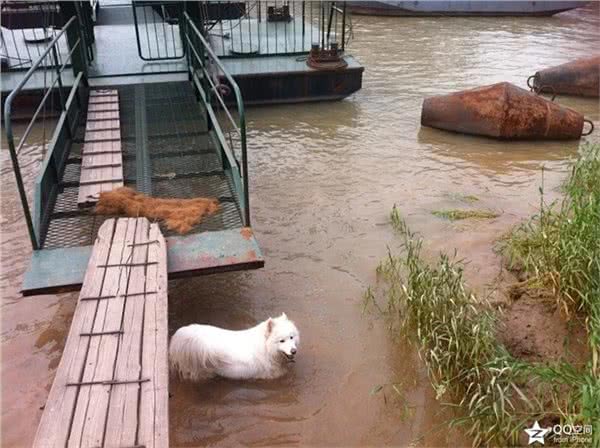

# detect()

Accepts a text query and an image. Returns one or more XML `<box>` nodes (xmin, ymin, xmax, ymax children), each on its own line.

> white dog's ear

<box><xmin>266</xmin><ymin>318</ymin><xmax>274</xmax><ymax>336</ymax></box>
<box><xmin>280</xmin><ymin>312</ymin><xmax>287</xmax><ymax>320</ymax></box>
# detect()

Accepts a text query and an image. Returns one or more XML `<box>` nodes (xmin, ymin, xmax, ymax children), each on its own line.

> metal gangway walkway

<box><xmin>4</xmin><ymin>5</ymin><xmax>264</xmax><ymax>296</ymax></box>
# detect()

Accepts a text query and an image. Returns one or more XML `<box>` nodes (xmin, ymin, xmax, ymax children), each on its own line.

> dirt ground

<box><xmin>495</xmin><ymin>271</ymin><xmax>589</xmax><ymax>366</ymax></box>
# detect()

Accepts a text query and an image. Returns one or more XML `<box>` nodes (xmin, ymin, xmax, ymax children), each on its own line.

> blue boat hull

<box><xmin>348</xmin><ymin>1</ymin><xmax>589</xmax><ymax>16</ymax></box>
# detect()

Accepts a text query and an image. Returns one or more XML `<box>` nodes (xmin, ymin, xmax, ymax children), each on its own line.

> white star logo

<box><xmin>525</xmin><ymin>421</ymin><xmax>551</xmax><ymax>445</ymax></box>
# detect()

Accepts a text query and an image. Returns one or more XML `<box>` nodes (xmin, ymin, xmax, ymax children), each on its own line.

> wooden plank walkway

<box><xmin>78</xmin><ymin>89</ymin><xmax>124</xmax><ymax>207</ymax></box>
<box><xmin>33</xmin><ymin>218</ymin><xmax>169</xmax><ymax>448</ymax></box>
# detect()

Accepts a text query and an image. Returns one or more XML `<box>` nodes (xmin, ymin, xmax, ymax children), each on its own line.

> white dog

<box><xmin>169</xmin><ymin>313</ymin><xmax>299</xmax><ymax>381</ymax></box>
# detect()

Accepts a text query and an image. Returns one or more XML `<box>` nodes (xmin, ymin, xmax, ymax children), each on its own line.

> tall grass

<box><xmin>367</xmin><ymin>144</ymin><xmax>600</xmax><ymax>446</ymax></box>
<box><xmin>501</xmin><ymin>143</ymin><xmax>600</xmax><ymax>369</ymax></box>
<box><xmin>500</xmin><ymin>143</ymin><xmax>600</xmax><ymax>443</ymax></box>
<box><xmin>373</xmin><ymin>206</ymin><xmax>532</xmax><ymax>446</ymax></box>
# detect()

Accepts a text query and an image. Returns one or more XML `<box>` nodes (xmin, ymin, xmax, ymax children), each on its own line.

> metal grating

<box><xmin>44</xmin><ymin>215</ymin><xmax>104</xmax><ymax>249</ymax></box>
<box><xmin>42</xmin><ymin>81</ymin><xmax>243</xmax><ymax>249</ymax></box>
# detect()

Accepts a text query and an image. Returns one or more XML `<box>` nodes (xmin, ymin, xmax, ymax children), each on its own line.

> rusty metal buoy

<box><xmin>421</xmin><ymin>82</ymin><xmax>592</xmax><ymax>140</ymax></box>
<box><xmin>528</xmin><ymin>56</ymin><xmax>600</xmax><ymax>98</ymax></box>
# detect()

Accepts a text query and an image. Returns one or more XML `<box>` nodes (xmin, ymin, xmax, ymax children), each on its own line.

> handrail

<box><xmin>206</xmin><ymin>1</ymin><xmax>350</xmax><ymax>58</ymax></box>
<box><xmin>4</xmin><ymin>15</ymin><xmax>85</xmax><ymax>250</ymax></box>
<box><xmin>183</xmin><ymin>11</ymin><xmax>250</xmax><ymax>227</ymax></box>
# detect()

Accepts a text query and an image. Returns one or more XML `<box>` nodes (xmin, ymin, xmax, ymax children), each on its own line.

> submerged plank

<box><xmin>33</xmin><ymin>218</ymin><xmax>169</xmax><ymax>448</ymax></box>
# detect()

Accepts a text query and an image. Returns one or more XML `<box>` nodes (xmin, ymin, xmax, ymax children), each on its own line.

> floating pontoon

<box><xmin>4</xmin><ymin>2</ymin><xmax>268</xmax><ymax>295</ymax></box>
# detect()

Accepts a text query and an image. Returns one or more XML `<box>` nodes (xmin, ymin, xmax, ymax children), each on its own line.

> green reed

<box><xmin>367</xmin><ymin>143</ymin><xmax>600</xmax><ymax>446</ymax></box>
<box><xmin>372</xmin><ymin>206</ymin><xmax>531</xmax><ymax>446</ymax></box>
<box><xmin>500</xmin><ymin>143</ymin><xmax>600</xmax><ymax>444</ymax></box>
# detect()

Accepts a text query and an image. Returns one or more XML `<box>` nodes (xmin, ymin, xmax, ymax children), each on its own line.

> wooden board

<box><xmin>33</xmin><ymin>218</ymin><xmax>169</xmax><ymax>448</ymax></box>
<box><xmin>78</xmin><ymin>89</ymin><xmax>124</xmax><ymax>207</ymax></box>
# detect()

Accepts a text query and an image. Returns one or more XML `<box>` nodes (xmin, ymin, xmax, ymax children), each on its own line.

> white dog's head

<box><xmin>265</xmin><ymin>313</ymin><xmax>300</xmax><ymax>363</ymax></box>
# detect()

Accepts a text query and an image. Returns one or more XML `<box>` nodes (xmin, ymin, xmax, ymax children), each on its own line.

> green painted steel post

<box><xmin>59</xmin><ymin>2</ymin><xmax>88</xmax><ymax>80</ymax></box>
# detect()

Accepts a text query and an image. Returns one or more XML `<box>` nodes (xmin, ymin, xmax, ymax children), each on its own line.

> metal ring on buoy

<box><xmin>536</xmin><ymin>84</ymin><xmax>556</xmax><ymax>102</ymax></box>
<box><xmin>527</xmin><ymin>74</ymin><xmax>537</xmax><ymax>91</ymax></box>
<box><xmin>582</xmin><ymin>119</ymin><xmax>594</xmax><ymax>136</ymax></box>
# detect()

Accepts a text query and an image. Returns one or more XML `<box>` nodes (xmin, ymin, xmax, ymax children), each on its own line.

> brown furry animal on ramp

<box><xmin>94</xmin><ymin>187</ymin><xmax>220</xmax><ymax>234</ymax></box>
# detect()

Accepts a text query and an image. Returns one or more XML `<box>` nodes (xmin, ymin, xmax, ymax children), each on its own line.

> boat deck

<box><xmin>89</xmin><ymin>3</ymin><xmax>186</xmax><ymax>78</ymax></box>
<box><xmin>209</xmin><ymin>17</ymin><xmax>318</xmax><ymax>57</ymax></box>
<box><xmin>3</xmin><ymin>2</ymin><xmax>363</xmax><ymax>103</ymax></box>
<box><xmin>33</xmin><ymin>217</ymin><xmax>169</xmax><ymax>448</ymax></box>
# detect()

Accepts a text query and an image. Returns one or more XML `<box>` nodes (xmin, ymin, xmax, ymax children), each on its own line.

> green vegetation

<box><xmin>500</xmin><ymin>143</ymin><xmax>600</xmax><ymax>349</ymax></box>
<box><xmin>365</xmin><ymin>144</ymin><xmax>600</xmax><ymax>446</ymax></box>
<box><xmin>432</xmin><ymin>209</ymin><xmax>499</xmax><ymax>220</ymax></box>
<box><xmin>371</xmin><ymin>206</ymin><xmax>530</xmax><ymax>445</ymax></box>
<box><xmin>448</xmin><ymin>193</ymin><xmax>480</xmax><ymax>203</ymax></box>
<box><xmin>500</xmin><ymin>143</ymin><xmax>600</xmax><ymax>443</ymax></box>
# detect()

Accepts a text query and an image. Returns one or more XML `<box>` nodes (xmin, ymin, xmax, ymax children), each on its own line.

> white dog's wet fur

<box><xmin>169</xmin><ymin>313</ymin><xmax>300</xmax><ymax>381</ymax></box>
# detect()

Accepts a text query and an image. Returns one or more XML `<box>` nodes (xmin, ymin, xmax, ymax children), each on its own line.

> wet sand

<box><xmin>2</xmin><ymin>4</ymin><xmax>599</xmax><ymax>447</ymax></box>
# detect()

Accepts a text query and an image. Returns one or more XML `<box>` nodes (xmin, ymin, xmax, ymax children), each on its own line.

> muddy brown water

<box><xmin>2</xmin><ymin>5</ymin><xmax>599</xmax><ymax>447</ymax></box>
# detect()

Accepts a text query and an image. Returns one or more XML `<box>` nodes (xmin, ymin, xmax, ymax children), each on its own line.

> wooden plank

<box><xmin>33</xmin><ymin>219</ymin><xmax>117</xmax><ymax>447</ymax></box>
<box><xmin>78</xmin><ymin>90</ymin><xmax>123</xmax><ymax>207</ymax></box>
<box><xmin>67</xmin><ymin>218</ymin><xmax>136</xmax><ymax>447</ymax></box>
<box><xmin>86</xmin><ymin>110</ymin><xmax>120</xmax><ymax>121</ymax></box>
<box><xmin>89</xmin><ymin>89</ymin><xmax>118</xmax><ymax>97</ymax></box>
<box><xmin>89</xmin><ymin>95</ymin><xmax>118</xmax><ymax>104</ymax></box>
<box><xmin>138</xmin><ymin>223</ymin><xmax>169</xmax><ymax>447</ymax></box>
<box><xmin>34</xmin><ymin>218</ymin><xmax>169</xmax><ymax>447</ymax></box>
<box><xmin>86</xmin><ymin>118</ymin><xmax>120</xmax><ymax>132</ymax></box>
<box><xmin>103</xmin><ymin>219</ymin><xmax>148</xmax><ymax>447</ymax></box>
<box><xmin>87</xmin><ymin>102</ymin><xmax>119</xmax><ymax>109</ymax></box>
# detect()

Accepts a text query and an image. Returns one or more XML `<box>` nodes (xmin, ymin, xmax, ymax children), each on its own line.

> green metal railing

<box><xmin>182</xmin><ymin>11</ymin><xmax>250</xmax><ymax>226</ymax></box>
<box><xmin>206</xmin><ymin>1</ymin><xmax>350</xmax><ymax>58</ymax></box>
<box><xmin>4</xmin><ymin>15</ymin><xmax>88</xmax><ymax>250</ymax></box>
<box><xmin>132</xmin><ymin>0</ymin><xmax>185</xmax><ymax>61</ymax></box>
